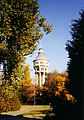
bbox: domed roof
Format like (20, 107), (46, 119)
(34, 48), (48, 61)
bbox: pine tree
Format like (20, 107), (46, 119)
(66, 9), (84, 120)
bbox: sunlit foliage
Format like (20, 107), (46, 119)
(0, 81), (21, 113)
(44, 70), (75, 103)
(0, 0), (52, 82)
(0, 0), (52, 112)
(20, 65), (35, 104)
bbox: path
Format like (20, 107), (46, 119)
(0, 115), (39, 120)
(1, 105), (43, 116)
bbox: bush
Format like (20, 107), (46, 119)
(0, 96), (21, 113)
(0, 84), (21, 113)
(0, 95), (21, 113)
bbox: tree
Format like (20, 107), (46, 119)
(44, 71), (58, 93)
(0, 0), (52, 81)
(66, 9), (84, 120)
(20, 65), (35, 104)
(0, 0), (52, 112)
(44, 71), (74, 102)
(43, 71), (75, 120)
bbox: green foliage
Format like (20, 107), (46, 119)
(20, 65), (31, 81)
(0, 0), (52, 113)
(0, 0), (52, 81)
(66, 9), (84, 120)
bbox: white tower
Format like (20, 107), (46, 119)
(33, 48), (49, 87)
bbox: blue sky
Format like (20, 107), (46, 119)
(26, 0), (84, 78)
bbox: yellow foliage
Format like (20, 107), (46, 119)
(20, 79), (35, 100)
(65, 93), (76, 103)
(55, 74), (76, 103)
(55, 74), (68, 94)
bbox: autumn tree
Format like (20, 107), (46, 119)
(66, 9), (84, 120)
(43, 71), (76, 120)
(44, 71), (74, 102)
(20, 65), (35, 104)
(44, 71), (58, 93)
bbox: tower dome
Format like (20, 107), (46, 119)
(35, 48), (47, 60)
(33, 48), (49, 87)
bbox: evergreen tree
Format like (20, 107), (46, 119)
(66, 9), (84, 120)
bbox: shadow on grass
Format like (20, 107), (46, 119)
(24, 108), (51, 116)
(36, 109), (50, 114)
(0, 114), (40, 120)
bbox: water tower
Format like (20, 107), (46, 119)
(33, 48), (49, 87)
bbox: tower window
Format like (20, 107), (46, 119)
(35, 62), (39, 64)
(40, 62), (45, 64)
(45, 68), (47, 71)
(36, 67), (39, 71)
(41, 68), (44, 71)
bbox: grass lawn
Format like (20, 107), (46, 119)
(1, 105), (51, 119)
(22, 105), (52, 118)
(20, 105), (35, 110)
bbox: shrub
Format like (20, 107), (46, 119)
(0, 95), (21, 113)
(0, 83), (21, 113)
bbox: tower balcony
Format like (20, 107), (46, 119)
(33, 61), (49, 67)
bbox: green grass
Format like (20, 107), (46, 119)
(23, 105), (51, 118)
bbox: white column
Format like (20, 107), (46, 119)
(43, 72), (45, 84)
(39, 72), (41, 87)
(35, 73), (38, 85)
